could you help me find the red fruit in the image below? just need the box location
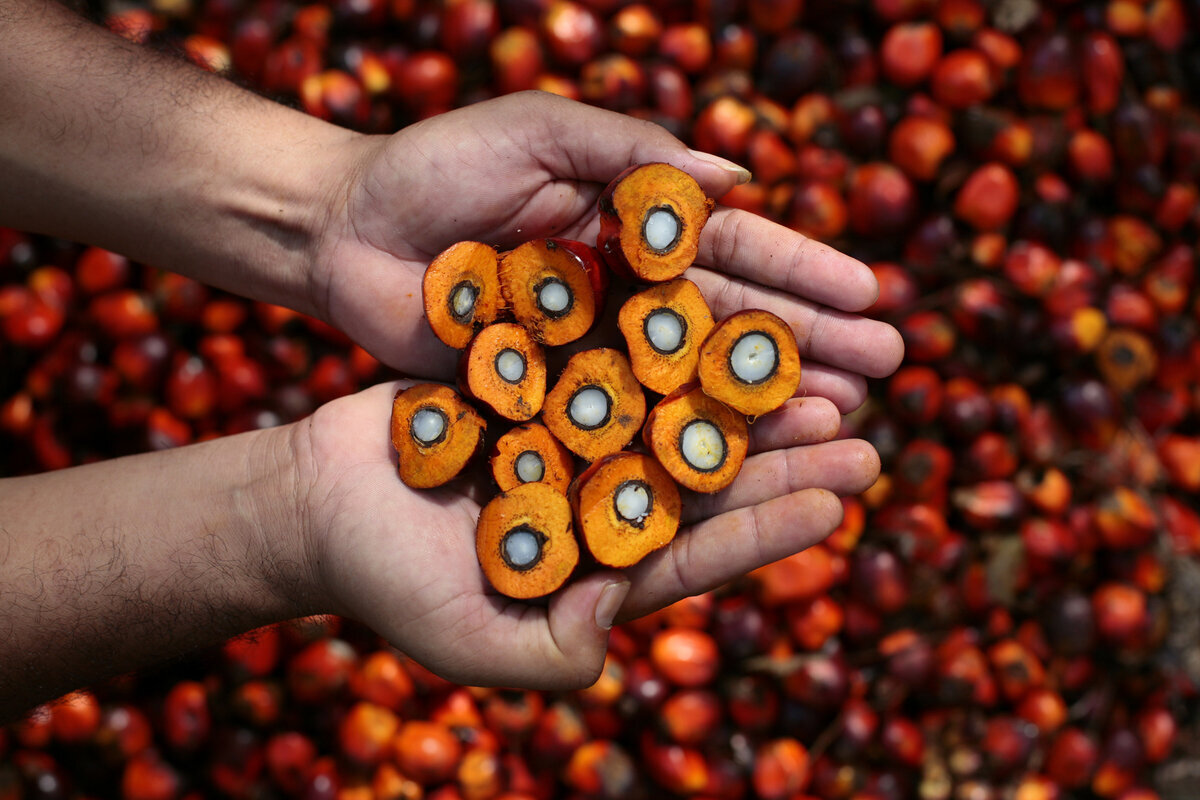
[931,48,994,108]
[888,116,954,181]
[395,51,458,113]
[339,701,400,765]
[848,162,918,237]
[162,680,210,751]
[1092,583,1148,643]
[90,290,158,339]
[122,750,180,800]
[349,650,414,711]
[649,628,719,687]
[393,720,462,784]
[1046,727,1099,789]
[490,27,544,94]
[658,689,721,746]
[1017,33,1079,110]
[752,738,810,800]
[751,543,838,605]
[880,716,924,768]
[49,690,101,744]
[954,162,1019,231]
[265,731,317,795]
[286,638,357,703]
[564,740,636,798]
[880,22,941,87]
[540,1,604,68]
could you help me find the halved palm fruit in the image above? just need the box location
[617,278,715,396]
[490,422,575,494]
[423,241,506,349]
[391,383,486,488]
[571,451,681,568]
[698,309,801,419]
[543,348,646,462]
[597,162,713,283]
[643,384,748,493]
[476,482,579,599]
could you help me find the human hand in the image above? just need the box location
[289,379,881,690]
[312,91,903,413]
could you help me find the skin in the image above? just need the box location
[0,0,904,719]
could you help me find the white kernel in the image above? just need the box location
[568,387,610,429]
[503,528,541,568]
[646,310,684,353]
[495,348,526,383]
[680,420,725,472]
[451,284,477,318]
[410,407,447,445]
[729,333,777,384]
[538,280,571,314]
[515,451,545,483]
[644,207,681,253]
[614,482,651,524]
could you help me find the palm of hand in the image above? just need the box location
[317,100,611,380]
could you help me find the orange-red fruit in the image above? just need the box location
[390,383,486,488]
[490,422,575,494]
[459,322,547,421]
[880,22,942,87]
[597,162,713,283]
[393,720,463,785]
[617,278,715,396]
[650,627,720,687]
[423,241,506,349]
[643,384,748,494]
[698,310,801,418]
[571,451,682,568]
[889,116,955,181]
[955,162,1019,231]
[475,482,579,599]
[498,238,602,346]
[543,348,647,462]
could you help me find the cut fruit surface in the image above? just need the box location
[543,348,647,462]
[490,422,575,494]
[571,451,681,568]
[476,482,579,599]
[643,383,748,493]
[498,238,603,346]
[460,322,547,421]
[422,241,506,349]
[597,163,713,283]
[698,309,801,418]
[390,383,487,488]
[618,278,715,395]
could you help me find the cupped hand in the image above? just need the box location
[290,380,880,690]
[312,91,903,413]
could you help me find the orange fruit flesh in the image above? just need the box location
[423,241,507,350]
[618,278,715,396]
[499,239,597,346]
[391,384,487,489]
[476,482,579,599]
[463,322,547,421]
[644,384,748,494]
[599,162,714,283]
[572,452,682,568]
[543,348,647,462]
[698,310,801,419]
[490,422,576,494]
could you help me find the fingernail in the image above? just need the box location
[594,580,631,630]
[687,148,752,184]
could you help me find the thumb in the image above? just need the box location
[540,571,630,688]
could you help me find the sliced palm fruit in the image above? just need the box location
[390,383,486,488]
[643,384,749,493]
[490,422,575,494]
[476,482,579,599]
[460,322,547,421]
[617,278,715,396]
[423,241,506,349]
[596,162,714,283]
[498,238,602,346]
[698,309,802,419]
[543,348,647,462]
[571,452,681,568]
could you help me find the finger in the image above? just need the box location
[747,396,843,454]
[447,573,628,691]
[792,362,869,415]
[696,205,880,313]
[513,92,750,195]
[687,267,906,382]
[619,488,845,621]
[683,439,881,524]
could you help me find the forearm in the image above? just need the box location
[0,423,314,720]
[0,0,366,316]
